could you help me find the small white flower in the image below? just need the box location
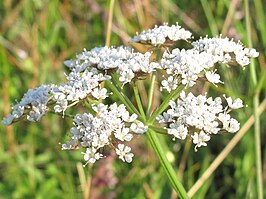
[82,147,103,165]
[54,99,68,114]
[205,71,223,85]
[167,124,188,140]
[92,103,108,114]
[225,96,243,109]
[122,112,138,122]
[119,69,135,84]
[191,131,211,151]
[115,127,133,141]
[156,111,174,123]
[181,73,198,87]
[53,91,66,101]
[2,114,14,125]
[12,105,24,118]
[130,122,148,134]
[245,48,259,58]
[116,144,134,163]
[91,87,108,99]
[218,112,231,124]
[91,134,109,148]
[225,118,240,133]
[161,76,178,92]
[61,139,79,150]
[27,104,47,122]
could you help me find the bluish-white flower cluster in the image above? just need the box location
[129,22,192,45]
[157,91,243,151]
[2,85,52,125]
[51,68,110,114]
[62,103,147,164]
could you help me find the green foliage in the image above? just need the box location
[0,0,265,198]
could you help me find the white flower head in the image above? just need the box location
[91,87,109,99]
[115,127,133,142]
[205,70,224,85]
[130,122,148,134]
[225,118,240,133]
[61,102,143,163]
[82,147,103,166]
[116,144,134,163]
[191,131,211,151]
[159,91,242,150]
[129,22,192,46]
[161,76,178,92]
[167,124,188,140]
[224,96,243,109]
[122,112,138,123]
[192,36,258,67]
[54,99,68,114]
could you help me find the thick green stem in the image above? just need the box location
[147,129,188,199]
[133,82,146,120]
[105,80,141,119]
[146,73,156,118]
[245,1,263,198]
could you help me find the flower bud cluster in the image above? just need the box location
[62,103,147,164]
[157,91,243,151]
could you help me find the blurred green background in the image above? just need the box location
[0,0,265,198]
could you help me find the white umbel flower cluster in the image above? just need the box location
[157,91,243,151]
[161,48,217,89]
[2,22,259,164]
[62,103,147,164]
[64,46,160,85]
[160,37,259,91]
[192,36,259,66]
[129,22,192,45]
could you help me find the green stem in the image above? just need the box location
[146,73,156,118]
[200,0,218,36]
[133,82,146,120]
[147,129,188,199]
[254,0,266,49]
[105,80,142,119]
[245,1,263,199]
[149,124,167,134]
